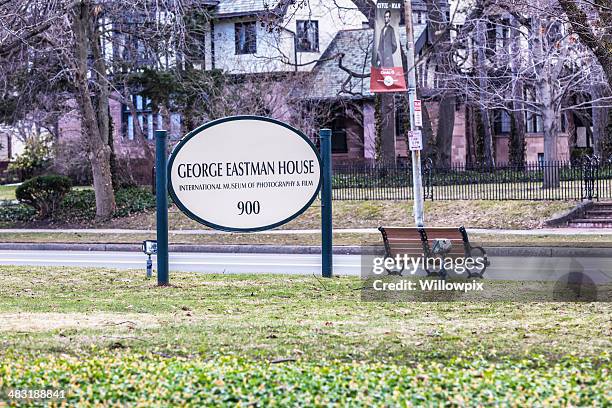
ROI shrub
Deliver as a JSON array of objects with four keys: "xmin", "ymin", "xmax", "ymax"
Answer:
[
  {"xmin": 59, "ymin": 189, "xmax": 97, "ymax": 220},
  {"xmin": 8, "ymin": 135, "xmax": 53, "ymax": 181},
  {"xmin": 58, "ymin": 186, "xmax": 156, "ymax": 220},
  {"xmin": 0, "ymin": 203, "xmax": 36, "ymax": 223},
  {"xmin": 15, "ymin": 175, "xmax": 73, "ymax": 219},
  {"xmin": 114, "ymin": 187, "xmax": 156, "ymax": 217}
]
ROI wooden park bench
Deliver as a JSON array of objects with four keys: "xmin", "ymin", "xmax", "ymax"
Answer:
[{"xmin": 377, "ymin": 226, "xmax": 489, "ymax": 278}]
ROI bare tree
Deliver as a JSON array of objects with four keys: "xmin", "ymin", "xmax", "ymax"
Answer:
[
  {"xmin": 558, "ymin": 0, "xmax": 612, "ymax": 88},
  {"xmin": 1, "ymin": 1, "xmax": 117, "ymax": 217},
  {"xmin": 0, "ymin": 0, "xmax": 216, "ymax": 218},
  {"xmin": 557, "ymin": 0, "xmax": 611, "ymax": 157},
  {"xmin": 444, "ymin": 0, "xmax": 611, "ymax": 182}
]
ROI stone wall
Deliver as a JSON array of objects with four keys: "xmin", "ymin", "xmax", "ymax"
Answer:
[
  {"xmin": 451, "ymin": 106, "xmax": 467, "ymax": 164},
  {"xmin": 495, "ymin": 133, "xmax": 571, "ymax": 163}
]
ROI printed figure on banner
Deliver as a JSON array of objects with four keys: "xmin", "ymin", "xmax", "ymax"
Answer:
[{"xmin": 371, "ymin": 0, "xmax": 407, "ymax": 93}]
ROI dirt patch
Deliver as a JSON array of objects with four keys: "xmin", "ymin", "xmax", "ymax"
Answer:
[{"xmin": 0, "ymin": 312, "xmax": 160, "ymax": 332}]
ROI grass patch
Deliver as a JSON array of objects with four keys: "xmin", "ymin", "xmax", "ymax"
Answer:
[
  {"xmin": 0, "ymin": 200, "xmax": 576, "ymax": 230},
  {"xmin": 0, "ymin": 266, "xmax": 610, "ymax": 405},
  {"xmin": 0, "ymin": 184, "xmax": 16, "ymax": 201},
  {"xmin": 111, "ymin": 200, "xmax": 577, "ymax": 231},
  {"xmin": 0, "ymin": 232, "xmax": 374, "ymax": 246}
]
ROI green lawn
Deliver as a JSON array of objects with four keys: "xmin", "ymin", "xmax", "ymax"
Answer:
[
  {"xmin": 0, "ymin": 267, "xmax": 610, "ymax": 405},
  {"xmin": 0, "ymin": 197, "xmax": 576, "ymax": 230},
  {"xmin": 109, "ymin": 200, "xmax": 575, "ymax": 231},
  {"xmin": 0, "ymin": 184, "xmax": 94, "ymax": 202},
  {"xmin": 0, "ymin": 184, "xmax": 16, "ymax": 200}
]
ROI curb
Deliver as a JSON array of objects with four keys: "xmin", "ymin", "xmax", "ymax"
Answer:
[
  {"xmin": 1, "ymin": 243, "xmax": 611, "ymax": 257},
  {"xmin": 0, "ymin": 243, "xmax": 381, "ymax": 255}
]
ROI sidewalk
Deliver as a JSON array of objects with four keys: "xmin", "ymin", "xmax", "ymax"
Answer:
[{"xmin": 1, "ymin": 228, "xmax": 612, "ymax": 235}]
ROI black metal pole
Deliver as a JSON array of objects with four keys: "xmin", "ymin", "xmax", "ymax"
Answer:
[
  {"xmin": 320, "ymin": 129, "xmax": 333, "ymax": 278},
  {"xmin": 155, "ymin": 130, "xmax": 169, "ymax": 286}
]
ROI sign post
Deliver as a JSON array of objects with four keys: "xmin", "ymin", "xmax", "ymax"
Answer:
[
  {"xmin": 413, "ymin": 100, "xmax": 423, "ymax": 127},
  {"xmin": 404, "ymin": 0, "xmax": 425, "ymax": 227},
  {"xmin": 155, "ymin": 130, "xmax": 169, "ymax": 286},
  {"xmin": 320, "ymin": 129, "xmax": 333, "ymax": 278},
  {"xmin": 408, "ymin": 130, "xmax": 423, "ymax": 151}
]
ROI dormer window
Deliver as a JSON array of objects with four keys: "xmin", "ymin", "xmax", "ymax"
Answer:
[
  {"xmin": 235, "ymin": 22, "xmax": 257, "ymax": 54},
  {"xmin": 296, "ymin": 20, "xmax": 319, "ymax": 52}
]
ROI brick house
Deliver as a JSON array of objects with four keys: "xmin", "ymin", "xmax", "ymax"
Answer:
[
  {"xmin": 57, "ymin": 0, "xmax": 368, "ymax": 173},
  {"xmin": 56, "ymin": 0, "xmax": 453, "ymax": 170},
  {"xmin": 55, "ymin": 0, "xmax": 586, "ymax": 179}
]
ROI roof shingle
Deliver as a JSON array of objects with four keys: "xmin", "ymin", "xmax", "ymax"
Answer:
[{"xmin": 216, "ymin": 0, "xmax": 281, "ymax": 16}]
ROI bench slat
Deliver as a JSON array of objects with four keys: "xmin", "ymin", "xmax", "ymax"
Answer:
[
  {"xmin": 379, "ymin": 226, "xmax": 488, "ymax": 277},
  {"xmin": 379, "ymin": 226, "xmax": 468, "ymax": 258}
]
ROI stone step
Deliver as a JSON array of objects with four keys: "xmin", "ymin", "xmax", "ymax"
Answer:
[
  {"xmin": 569, "ymin": 224, "xmax": 612, "ymax": 229},
  {"xmin": 569, "ymin": 219, "xmax": 612, "ymax": 228},
  {"xmin": 588, "ymin": 208, "xmax": 612, "ymax": 213},
  {"xmin": 587, "ymin": 209, "xmax": 612, "ymax": 214},
  {"xmin": 572, "ymin": 218, "xmax": 612, "ymax": 222},
  {"xmin": 583, "ymin": 217, "xmax": 612, "ymax": 222},
  {"xmin": 584, "ymin": 211, "xmax": 612, "ymax": 219}
]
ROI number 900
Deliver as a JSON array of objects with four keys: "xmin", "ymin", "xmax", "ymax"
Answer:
[{"xmin": 238, "ymin": 201, "xmax": 260, "ymax": 215}]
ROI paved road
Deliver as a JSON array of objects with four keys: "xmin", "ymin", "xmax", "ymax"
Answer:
[
  {"xmin": 0, "ymin": 250, "xmax": 360, "ymax": 276},
  {"xmin": 0, "ymin": 250, "xmax": 610, "ymax": 283}
]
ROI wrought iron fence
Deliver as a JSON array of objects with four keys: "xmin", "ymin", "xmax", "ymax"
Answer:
[{"xmin": 331, "ymin": 157, "xmax": 606, "ymax": 201}]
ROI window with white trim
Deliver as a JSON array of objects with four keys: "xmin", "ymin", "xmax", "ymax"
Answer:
[
  {"xmin": 235, "ymin": 22, "xmax": 257, "ymax": 54},
  {"xmin": 122, "ymin": 95, "xmax": 159, "ymax": 141},
  {"xmin": 296, "ymin": 20, "xmax": 319, "ymax": 52}
]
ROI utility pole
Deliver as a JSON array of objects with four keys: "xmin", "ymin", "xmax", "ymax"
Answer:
[{"xmin": 404, "ymin": 0, "xmax": 425, "ymax": 227}]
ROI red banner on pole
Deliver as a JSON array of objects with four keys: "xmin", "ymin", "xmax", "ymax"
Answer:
[{"xmin": 370, "ymin": 0, "xmax": 407, "ymax": 93}]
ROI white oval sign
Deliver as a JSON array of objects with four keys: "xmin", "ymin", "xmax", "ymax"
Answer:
[{"xmin": 168, "ymin": 116, "xmax": 322, "ymax": 232}]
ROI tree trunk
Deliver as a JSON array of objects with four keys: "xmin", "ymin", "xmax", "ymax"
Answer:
[
  {"xmin": 380, "ymin": 93, "xmax": 396, "ymax": 163},
  {"xmin": 160, "ymin": 104, "xmax": 172, "ymax": 138},
  {"xmin": 510, "ymin": 17, "xmax": 526, "ymax": 166},
  {"xmin": 72, "ymin": 1, "xmax": 116, "ymax": 219},
  {"xmin": 435, "ymin": 96, "xmax": 456, "ymax": 167},
  {"xmin": 475, "ymin": 20, "xmax": 494, "ymax": 165},
  {"xmin": 473, "ymin": 107, "xmax": 487, "ymax": 164},
  {"xmin": 542, "ymin": 105, "xmax": 560, "ymax": 188},
  {"xmin": 424, "ymin": 0, "xmax": 455, "ymax": 167},
  {"xmin": 532, "ymin": 15, "xmax": 560, "ymax": 188},
  {"xmin": 465, "ymin": 106, "xmax": 476, "ymax": 165},
  {"xmin": 591, "ymin": 83, "xmax": 610, "ymax": 158},
  {"xmin": 419, "ymin": 98, "xmax": 434, "ymax": 160}
]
